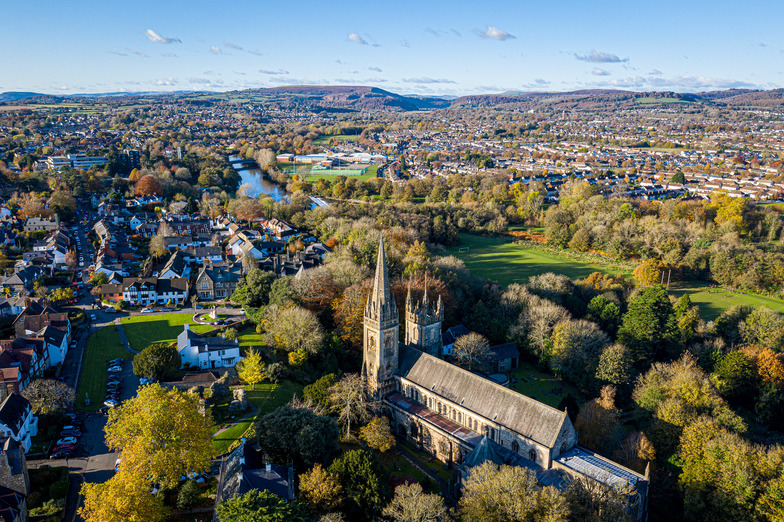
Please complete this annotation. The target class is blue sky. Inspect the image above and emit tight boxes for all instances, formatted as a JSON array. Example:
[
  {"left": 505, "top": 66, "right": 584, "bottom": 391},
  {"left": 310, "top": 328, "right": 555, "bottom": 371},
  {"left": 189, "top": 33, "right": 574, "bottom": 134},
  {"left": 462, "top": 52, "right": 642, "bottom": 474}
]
[{"left": 2, "top": 0, "right": 782, "bottom": 95}]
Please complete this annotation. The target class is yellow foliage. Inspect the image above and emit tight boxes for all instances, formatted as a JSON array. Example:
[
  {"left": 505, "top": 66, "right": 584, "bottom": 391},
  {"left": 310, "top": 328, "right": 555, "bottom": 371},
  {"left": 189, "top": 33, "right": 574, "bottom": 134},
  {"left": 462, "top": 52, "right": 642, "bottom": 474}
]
[
  {"left": 299, "top": 463, "right": 342, "bottom": 512},
  {"left": 359, "top": 417, "right": 395, "bottom": 453},
  {"left": 79, "top": 471, "right": 168, "bottom": 522}
]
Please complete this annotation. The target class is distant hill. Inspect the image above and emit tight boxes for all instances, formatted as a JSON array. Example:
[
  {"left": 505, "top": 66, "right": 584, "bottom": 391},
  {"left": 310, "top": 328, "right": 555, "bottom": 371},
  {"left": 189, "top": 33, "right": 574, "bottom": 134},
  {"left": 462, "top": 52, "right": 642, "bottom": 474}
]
[
  {"left": 0, "top": 92, "right": 43, "bottom": 102},
  {"left": 2, "top": 85, "right": 784, "bottom": 111}
]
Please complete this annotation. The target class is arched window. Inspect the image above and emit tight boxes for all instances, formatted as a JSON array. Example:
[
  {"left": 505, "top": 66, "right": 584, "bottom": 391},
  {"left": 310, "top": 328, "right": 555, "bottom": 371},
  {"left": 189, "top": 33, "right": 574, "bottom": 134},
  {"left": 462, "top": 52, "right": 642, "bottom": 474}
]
[
  {"left": 529, "top": 449, "right": 537, "bottom": 462},
  {"left": 512, "top": 441, "right": 519, "bottom": 453}
]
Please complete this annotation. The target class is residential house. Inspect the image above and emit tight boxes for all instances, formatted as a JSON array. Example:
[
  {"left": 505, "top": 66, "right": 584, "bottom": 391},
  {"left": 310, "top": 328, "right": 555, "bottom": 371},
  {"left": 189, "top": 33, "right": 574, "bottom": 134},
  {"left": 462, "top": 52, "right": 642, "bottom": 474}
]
[
  {"left": 161, "top": 217, "right": 210, "bottom": 236},
  {"left": 0, "top": 339, "right": 44, "bottom": 394},
  {"left": 489, "top": 342, "right": 520, "bottom": 372},
  {"left": 194, "top": 262, "right": 243, "bottom": 301},
  {"left": 22, "top": 216, "right": 59, "bottom": 233},
  {"left": 0, "top": 437, "right": 30, "bottom": 496},
  {"left": 181, "top": 246, "right": 223, "bottom": 266},
  {"left": 0, "top": 394, "right": 37, "bottom": 453},
  {"left": 442, "top": 325, "right": 470, "bottom": 356},
  {"left": 157, "top": 251, "right": 188, "bottom": 279},
  {"left": 0, "top": 485, "right": 27, "bottom": 522},
  {"left": 100, "top": 277, "right": 189, "bottom": 306},
  {"left": 0, "top": 267, "right": 45, "bottom": 297},
  {"left": 177, "top": 326, "right": 241, "bottom": 370},
  {"left": 213, "top": 440, "right": 293, "bottom": 520}
]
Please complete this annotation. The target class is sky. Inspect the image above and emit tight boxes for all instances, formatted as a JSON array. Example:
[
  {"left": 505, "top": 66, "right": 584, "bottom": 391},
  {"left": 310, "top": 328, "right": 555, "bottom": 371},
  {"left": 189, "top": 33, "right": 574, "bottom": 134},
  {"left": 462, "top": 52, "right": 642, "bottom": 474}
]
[{"left": 2, "top": 0, "right": 783, "bottom": 96}]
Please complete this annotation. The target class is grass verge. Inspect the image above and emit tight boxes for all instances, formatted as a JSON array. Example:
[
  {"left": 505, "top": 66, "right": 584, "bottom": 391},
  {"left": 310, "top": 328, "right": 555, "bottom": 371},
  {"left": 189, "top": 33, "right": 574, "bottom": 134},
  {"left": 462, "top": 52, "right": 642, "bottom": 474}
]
[
  {"left": 120, "top": 313, "right": 212, "bottom": 352},
  {"left": 76, "top": 326, "right": 130, "bottom": 410}
]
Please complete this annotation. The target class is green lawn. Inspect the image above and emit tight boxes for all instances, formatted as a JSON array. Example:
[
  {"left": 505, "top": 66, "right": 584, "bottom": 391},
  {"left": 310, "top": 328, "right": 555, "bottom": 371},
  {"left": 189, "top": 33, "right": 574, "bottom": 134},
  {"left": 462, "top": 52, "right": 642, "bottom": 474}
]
[
  {"left": 313, "top": 134, "right": 360, "bottom": 145},
  {"left": 509, "top": 360, "right": 583, "bottom": 408},
  {"left": 76, "top": 326, "right": 132, "bottom": 410},
  {"left": 237, "top": 329, "right": 265, "bottom": 351},
  {"left": 448, "top": 234, "right": 632, "bottom": 287},
  {"left": 210, "top": 381, "right": 303, "bottom": 456},
  {"left": 120, "top": 313, "right": 212, "bottom": 352},
  {"left": 668, "top": 282, "right": 784, "bottom": 322}
]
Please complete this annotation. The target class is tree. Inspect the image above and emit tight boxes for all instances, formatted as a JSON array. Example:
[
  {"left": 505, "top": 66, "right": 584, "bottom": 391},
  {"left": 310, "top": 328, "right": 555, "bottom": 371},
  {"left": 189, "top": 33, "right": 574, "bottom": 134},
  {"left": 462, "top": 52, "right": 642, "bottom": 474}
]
[
  {"left": 740, "top": 307, "right": 784, "bottom": 352},
  {"left": 332, "top": 282, "right": 371, "bottom": 351},
  {"left": 383, "top": 483, "right": 450, "bottom": 522},
  {"left": 459, "top": 461, "right": 568, "bottom": 521},
  {"left": 21, "top": 378, "right": 75, "bottom": 413},
  {"left": 215, "top": 489, "right": 309, "bottom": 522},
  {"left": 177, "top": 479, "right": 201, "bottom": 509},
  {"left": 256, "top": 403, "right": 339, "bottom": 468},
  {"left": 134, "top": 174, "right": 162, "bottom": 196},
  {"left": 612, "top": 431, "right": 655, "bottom": 474},
  {"left": 79, "top": 472, "right": 168, "bottom": 522},
  {"left": 617, "top": 285, "right": 679, "bottom": 367},
  {"left": 564, "top": 477, "right": 634, "bottom": 522},
  {"left": 236, "top": 348, "right": 266, "bottom": 390},
  {"left": 550, "top": 319, "right": 609, "bottom": 392},
  {"left": 89, "top": 271, "right": 108, "bottom": 287},
  {"left": 453, "top": 332, "right": 491, "bottom": 372},
  {"left": 711, "top": 350, "right": 754, "bottom": 403},
  {"left": 574, "top": 385, "right": 621, "bottom": 455},
  {"left": 757, "top": 349, "right": 784, "bottom": 389},
  {"left": 148, "top": 232, "right": 167, "bottom": 259},
  {"left": 255, "top": 148, "right": 277, "bottom": 171},
  {"left": 132, "top": 343, "right": 180, "bottom": 381},
  {"left": 231, "top": 269, "right": 276, "bottom": 307},
  {"left": 633, "top": 258, "right": 665, "bottom": 287},
  {"left": 585, "top": 295, "right": 621, "bottom": 336},
  {"left": 104, "top": 385, "right": 213, "bottom": 489},
  {"left": 671, "top": 171, "right": 686, "bottom": 184},
  {"left": 595, "top": 343, "right": 633, "bottom": 387},
  {"left": 263, "top": 305, "right": 324, "bottom": 354},
  {"left": 328, "top": 449, "right": 388, "bottom": 520},
  {"left": 359, "top": 417, "right": 395, "bottom": 453},
  {"left": 299, "top": 463, "right": 343, "bottom": 513},
  {"left": 328, "top": 373, "right": 374, "bottom": 437},
  {"left": 303, "top": 373, "right": 338, "bottom": 410}
]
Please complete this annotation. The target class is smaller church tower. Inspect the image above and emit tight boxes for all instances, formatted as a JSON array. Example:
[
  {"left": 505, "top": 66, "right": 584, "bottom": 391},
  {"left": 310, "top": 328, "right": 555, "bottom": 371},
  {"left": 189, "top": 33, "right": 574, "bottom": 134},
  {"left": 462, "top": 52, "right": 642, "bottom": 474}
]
[
  {"left": 363, "top": 238, "right": 399, "bottom": 397},
  {"left": 404, "top": 277, "right": 444, "bottom": 358}
]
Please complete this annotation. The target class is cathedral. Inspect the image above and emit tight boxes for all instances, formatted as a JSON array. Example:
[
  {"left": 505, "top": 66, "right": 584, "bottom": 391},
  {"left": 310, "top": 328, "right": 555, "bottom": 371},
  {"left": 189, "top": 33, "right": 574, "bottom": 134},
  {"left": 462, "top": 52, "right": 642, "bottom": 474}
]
[{"left": 363, "top": 238, "right": 649, "bottom": 520}]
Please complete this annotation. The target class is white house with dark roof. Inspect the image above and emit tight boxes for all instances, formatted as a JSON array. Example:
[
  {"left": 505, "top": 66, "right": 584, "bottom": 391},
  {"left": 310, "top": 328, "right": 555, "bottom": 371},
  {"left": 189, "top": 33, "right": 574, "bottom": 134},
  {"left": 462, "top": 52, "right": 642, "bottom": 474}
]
[
  {"left": 177, "top": 325, "right": 242, "bottom": 370},
  {"left": 0, "top": 394, "right": 36, "bottom": 453}
]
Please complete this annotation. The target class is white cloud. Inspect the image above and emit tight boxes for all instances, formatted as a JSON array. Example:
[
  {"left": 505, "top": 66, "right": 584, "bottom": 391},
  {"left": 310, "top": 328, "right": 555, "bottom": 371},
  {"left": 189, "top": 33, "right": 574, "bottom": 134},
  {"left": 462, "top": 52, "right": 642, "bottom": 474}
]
[
  {"left": 367, "top": 66, "right": 382, "bottom": 72},
  {"left": 209, "top": 46, "right": 223, "bottom": 55},
  {"left": 649, "top": 69, "right": 663, "bottom": 75},
  {"left": 592, "top": 68, "right": 610, "bottom": 76},
  {"left": 347, "top": 33, "right": 368, "bottom": 45},
  {"left": 248, "top": 49, "right": 263, "bottom": 56},
  {"left": 594, "top": 74, "right": 757, "bottom": 91},
  {"left": 134, "top": 51, "right": 149, "bottom": 58},
  {"left": 145, "top": 29, "right": 181, "bottom": 44},
  {"left": 474, "top": 26, "right": 515, "bottom": 41},
  {"left": 225, "top": 42, "right": 243, "bottom": 51},
  {"left": 259, "top": 69, "right": 289, "bottom": 75},
  {"left": 402, "top": 77, "right": 457, "bottom": 84},
  {"left": 575, "top": 50, "right": 628, "bottom": 63},
  {"left": 154, "top": 77, "right": 178, "bottom": 86}
]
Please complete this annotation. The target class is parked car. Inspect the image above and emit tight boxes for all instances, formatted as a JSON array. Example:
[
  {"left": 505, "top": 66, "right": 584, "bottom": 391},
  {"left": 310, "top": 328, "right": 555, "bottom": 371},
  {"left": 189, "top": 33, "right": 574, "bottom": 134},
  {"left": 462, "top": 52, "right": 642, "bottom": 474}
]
[
  {"left": 97, "top": 406, "right": 110, "bottom": 415},
  {"left": 50, "top": 449, "right": 73, "bottom": 459},
  {"left": 103, "top": 400, "right": 119, "bottom": 408},
  {"left": 107, "top": 366, "right": 122, "bottom": 373},
  {"left": 159, "top": 307, "right": 172, "bottom": 312},
  {"left": 55, "top": 437, "right": 77, "bottom": 446},
  {"left": 109, "top": 359, "right": 124, "bottom": 366},
  {"left": 52, "top": 443, "right": 75, "bottom": 452},
  {"left": 141, "top": 307, "right": 155, "bottom": 313},
  {"left": 104, "top": 307, "right": 116, "bottom": 314},
  {"left": 193, "top": 304, "right": 204, "bottom": 309},
  {"left": 114, "top": 458, "right": 122, "bottom": 472},
  {"left": 60, "top": 429, "right": 81, "bottom": 438},
  {"left": 89, "top": 314, "right": 97, "bottom": 321}
]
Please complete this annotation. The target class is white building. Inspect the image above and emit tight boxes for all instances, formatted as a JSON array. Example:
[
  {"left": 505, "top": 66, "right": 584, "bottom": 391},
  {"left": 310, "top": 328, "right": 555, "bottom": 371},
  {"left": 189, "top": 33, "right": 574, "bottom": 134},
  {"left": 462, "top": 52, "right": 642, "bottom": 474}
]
[
  {"left": 0, "top": 393, "right": 37, "bottom": 453},
  {"left": 176, "top": 325, "right": 242, "bottom": 370}
]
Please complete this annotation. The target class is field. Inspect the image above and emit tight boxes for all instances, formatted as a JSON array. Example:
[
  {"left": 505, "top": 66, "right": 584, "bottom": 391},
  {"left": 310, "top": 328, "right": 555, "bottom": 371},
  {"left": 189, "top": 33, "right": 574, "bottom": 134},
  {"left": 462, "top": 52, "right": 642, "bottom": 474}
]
[
  {"left": 448, "top": 234, "right": 631, "bottom": 287},
  {"left": 313, "top": 134, "right": 360, "bottom": 145},
  {"left": 278, "top": 162, "right": 379, "bottom": 182},
  {"left": 210, "top": 381, "right": 302, "bottom": 456},
  {"left": 669, "top": 282, "right": 784, "bottom": 322},
  {"left": 120, "top": 313, "right": 212, "bottom": 352},
  {"left": 76, "top": 326, "right": 132, "bottom": 410}
]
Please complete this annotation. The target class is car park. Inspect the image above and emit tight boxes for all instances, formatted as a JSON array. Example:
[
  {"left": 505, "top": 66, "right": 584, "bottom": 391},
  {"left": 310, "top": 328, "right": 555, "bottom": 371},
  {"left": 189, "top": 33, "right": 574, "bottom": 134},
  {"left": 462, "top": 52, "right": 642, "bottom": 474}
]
[{"left": 55, "top": 437, "right": 77, "bottom": 446}]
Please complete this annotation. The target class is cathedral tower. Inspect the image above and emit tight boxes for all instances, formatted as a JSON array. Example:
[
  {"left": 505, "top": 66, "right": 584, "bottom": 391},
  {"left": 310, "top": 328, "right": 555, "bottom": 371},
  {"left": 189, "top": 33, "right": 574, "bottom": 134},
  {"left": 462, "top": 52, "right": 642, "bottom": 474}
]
[
  {"left": 404, "top": 277, "right": 443, "bottom": 358},
  {"left": 363, "top": 238, "right": 399, "bottom": 397}
]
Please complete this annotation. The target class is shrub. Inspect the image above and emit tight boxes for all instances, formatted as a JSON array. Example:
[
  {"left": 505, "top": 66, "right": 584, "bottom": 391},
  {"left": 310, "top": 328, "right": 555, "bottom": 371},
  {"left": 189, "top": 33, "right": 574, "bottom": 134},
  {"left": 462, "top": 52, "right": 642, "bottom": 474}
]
[
  {"left": 50, "top": 480, "right": 69, "bottom": 499},
  {"left": 177, "top": 479, "right": 201, "bottom": 509},
  {"left": 267, "top": 363, "right": 287, "bottom": 384}
]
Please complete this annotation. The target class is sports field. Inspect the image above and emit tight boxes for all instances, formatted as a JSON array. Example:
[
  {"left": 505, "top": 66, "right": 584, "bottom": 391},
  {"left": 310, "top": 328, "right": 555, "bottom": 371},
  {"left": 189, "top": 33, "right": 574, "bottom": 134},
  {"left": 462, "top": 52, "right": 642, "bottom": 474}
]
[
  {"left": 313, "top": 134, "right": 360, "bottom": 145},
  {"left": 668, "top": 282, "right": 784, "bottom": 322},
  {"left": 448, "top": 234, "right": 631, "bottom": 287}
]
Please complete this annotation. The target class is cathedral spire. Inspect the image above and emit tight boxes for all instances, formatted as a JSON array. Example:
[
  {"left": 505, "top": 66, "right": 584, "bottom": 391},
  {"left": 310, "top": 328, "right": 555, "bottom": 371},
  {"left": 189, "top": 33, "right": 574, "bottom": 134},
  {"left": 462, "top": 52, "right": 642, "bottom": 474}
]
[{"left": 366, "top": 236, "right": 396, "bottom": 322}]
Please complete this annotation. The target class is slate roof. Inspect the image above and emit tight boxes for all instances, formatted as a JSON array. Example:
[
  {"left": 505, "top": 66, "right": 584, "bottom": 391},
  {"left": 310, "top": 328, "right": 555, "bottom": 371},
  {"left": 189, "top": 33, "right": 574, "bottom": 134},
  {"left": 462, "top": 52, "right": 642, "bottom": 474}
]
[
  {"left": 23, "top": 312, "right": 69, "bottom": 334},
  {"left": 556, "top": 446, "right": 645, "bottom": 490},
  {"left": 161, "top": 251, "right": 187, "bottom": 277},
  {"left": 0, "top": 485, "right": 25, "bottom": 522},
  {"left": 489, "top": 342, "right": 520, "bottom": 361},
  {"left": 178, "top": 329, "right": 238, "bottom": 353},
  {"left": 217, "top": 442, "right": 290, "bottom": 507},
  {"left": 0, "top": 394, "right": 30, "bottom": 436},
  {"left": 397, "top": 345, "right": 569, "bottom": 448},
  {"left": 442, "top": 324, "right": 470, "bottom": 346}
]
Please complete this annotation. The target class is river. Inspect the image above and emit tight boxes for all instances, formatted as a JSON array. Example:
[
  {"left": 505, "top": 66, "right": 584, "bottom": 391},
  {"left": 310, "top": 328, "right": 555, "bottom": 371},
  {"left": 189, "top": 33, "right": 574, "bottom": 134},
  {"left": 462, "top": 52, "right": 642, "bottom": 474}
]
[{"left": 228, "top": 155, "right": 289, "bottom": 202}]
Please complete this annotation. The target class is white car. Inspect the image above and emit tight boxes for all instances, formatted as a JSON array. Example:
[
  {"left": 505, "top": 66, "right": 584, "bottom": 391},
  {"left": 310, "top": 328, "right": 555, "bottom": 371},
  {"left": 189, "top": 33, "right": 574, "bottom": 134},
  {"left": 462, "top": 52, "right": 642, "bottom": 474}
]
[
  {"left": 55, "top": 436, "right": 77, "bottom": 446},
  {"left": 108, "top": 366, "right": 122, "bottom": 373},
  {"left": 104, "top": 399, "right": 119, "bottom": 408}
]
